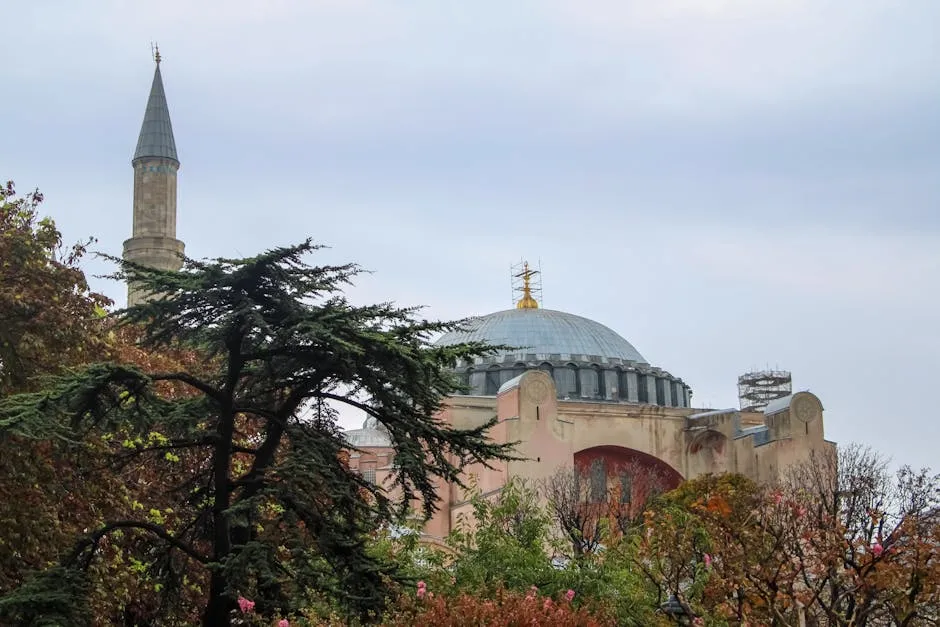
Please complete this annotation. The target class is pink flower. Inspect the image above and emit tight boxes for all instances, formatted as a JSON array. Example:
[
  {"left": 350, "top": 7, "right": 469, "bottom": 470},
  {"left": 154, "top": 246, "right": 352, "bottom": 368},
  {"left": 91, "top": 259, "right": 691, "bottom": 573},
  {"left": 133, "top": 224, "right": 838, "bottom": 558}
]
[
  {"left": 237, "top": 597, "right": 254, "bottom": 613},
  {"left": 693, "top": 618, "right": 705, "bottom": 626},
  {"left": 526, "top": 585, "right": 538, "bottom": 599},
  {"left": 773, "top": 492, "right": 783, "bottom": 505},
  {"left": 543, "top": 598, "right": 553, "bottom": 610},
  {"left": 417, "top": 580, "right": 426, "bottom": 589},
  {"left": 872, "top": 543, "right": 884, "bottom": 557},
  {"left": 703, "top": 553, "right": 713, "bottom": 568},
  {"left": 278, "top": 621, "right": 290, "bottom": 627},
  {"left": 564, "top": 589, "right": 576, "bottom": 602},
  {"left": 417, "top": 587, "right": 426, "bottom": 599}
]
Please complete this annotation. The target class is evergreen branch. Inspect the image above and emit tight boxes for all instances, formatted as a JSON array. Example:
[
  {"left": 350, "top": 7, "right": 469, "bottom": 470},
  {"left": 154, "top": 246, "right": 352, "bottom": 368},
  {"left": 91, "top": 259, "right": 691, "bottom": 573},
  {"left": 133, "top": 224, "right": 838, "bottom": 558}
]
[
  {"left": 150, "top": 372, "right": 223, "bottom": 401},
  {"left": 64, "top": 520, "right": 209, "bottom": 568}
]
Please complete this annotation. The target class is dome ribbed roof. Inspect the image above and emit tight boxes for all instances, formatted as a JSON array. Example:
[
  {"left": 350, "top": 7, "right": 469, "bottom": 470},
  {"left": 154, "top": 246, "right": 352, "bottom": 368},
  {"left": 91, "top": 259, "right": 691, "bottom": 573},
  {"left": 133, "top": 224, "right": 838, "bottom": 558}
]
[{"left": 436, "top": 309, "right": 648, "bottom": 364}]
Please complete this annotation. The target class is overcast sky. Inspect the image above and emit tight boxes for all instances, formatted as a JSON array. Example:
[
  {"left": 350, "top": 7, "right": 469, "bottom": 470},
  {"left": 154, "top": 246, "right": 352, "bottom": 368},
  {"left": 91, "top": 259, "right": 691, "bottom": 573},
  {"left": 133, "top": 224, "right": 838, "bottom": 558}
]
[{"left": 2, "top": 0, "right": 938, "bottom": 470}]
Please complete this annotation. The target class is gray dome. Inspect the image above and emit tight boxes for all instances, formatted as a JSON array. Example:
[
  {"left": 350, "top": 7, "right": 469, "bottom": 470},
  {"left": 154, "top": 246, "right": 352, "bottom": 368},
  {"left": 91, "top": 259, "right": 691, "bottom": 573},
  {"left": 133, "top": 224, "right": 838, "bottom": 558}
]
[
  {"left": 344, "top": 417, "right": 392, "bottom": 448},
  {"left": 436, "top": 308, "right": 648, "bottom": 365}
]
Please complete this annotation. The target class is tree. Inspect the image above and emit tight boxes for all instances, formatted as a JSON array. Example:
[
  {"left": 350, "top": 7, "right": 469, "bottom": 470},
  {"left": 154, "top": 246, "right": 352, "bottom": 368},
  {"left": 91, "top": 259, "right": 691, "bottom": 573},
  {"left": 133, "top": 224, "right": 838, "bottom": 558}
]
[
  {"left": 0, "top": 181, "right": 108, "bottom": 393},
  {"left": 0, "top": 242, "right": 515, "bottom": 626},
  {"left": 540, "top": 463, "right": 670, "bottom": 559},
  {"left": 633, "top": 450, "right": 940, "bottom": 626},
  {"left": 786, "top": 444, "right": 940, "bottom": 626},
  {"left": 447, "top": 479, "right": 558, "bottom": 594},
  {"left": 0, "top": 181, "right": 116, "bottom": 616}
]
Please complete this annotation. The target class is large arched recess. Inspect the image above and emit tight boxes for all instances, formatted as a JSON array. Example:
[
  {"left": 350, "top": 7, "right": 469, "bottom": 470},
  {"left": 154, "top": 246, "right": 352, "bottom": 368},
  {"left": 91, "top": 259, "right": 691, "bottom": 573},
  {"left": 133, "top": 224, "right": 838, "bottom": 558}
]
[
  {"left": 686, "top": 430, "right": 731, "bottom": 476},
  {"left": 574, "top": 445, "right": 684, "bottom": 493}
]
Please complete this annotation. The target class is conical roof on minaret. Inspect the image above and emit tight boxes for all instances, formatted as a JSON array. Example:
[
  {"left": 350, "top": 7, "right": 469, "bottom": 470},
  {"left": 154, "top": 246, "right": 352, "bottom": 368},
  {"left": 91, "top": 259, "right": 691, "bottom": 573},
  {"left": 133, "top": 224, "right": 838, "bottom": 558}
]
[{"left": 133, "top": 55, "right": 178, "bottom": 165}]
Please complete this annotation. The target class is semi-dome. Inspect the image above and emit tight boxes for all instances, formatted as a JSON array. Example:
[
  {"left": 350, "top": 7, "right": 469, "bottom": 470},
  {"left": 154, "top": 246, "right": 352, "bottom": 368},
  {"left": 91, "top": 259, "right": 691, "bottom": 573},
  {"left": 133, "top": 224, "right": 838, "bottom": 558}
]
[{"left": 436, "top": 308, "right": 648, "bottom": 365}]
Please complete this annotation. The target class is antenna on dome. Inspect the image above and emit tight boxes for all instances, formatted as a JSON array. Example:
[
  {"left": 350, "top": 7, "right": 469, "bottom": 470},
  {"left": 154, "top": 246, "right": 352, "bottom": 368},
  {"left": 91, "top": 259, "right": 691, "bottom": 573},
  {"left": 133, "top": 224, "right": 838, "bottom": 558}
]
[{"left": 511, "top": 260, "right": 542, "bottom": 309}]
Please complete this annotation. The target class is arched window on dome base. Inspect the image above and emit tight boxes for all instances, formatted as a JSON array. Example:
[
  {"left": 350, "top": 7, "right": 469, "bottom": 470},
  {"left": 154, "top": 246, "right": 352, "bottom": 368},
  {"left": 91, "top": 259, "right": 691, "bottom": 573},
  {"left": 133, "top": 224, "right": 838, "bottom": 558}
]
[
  {"left": 554, "top": 363, "right": 580, "bottom": 398},
  {"left": 655, "top": 378, "right": 666, "bottom": 406},
  {"left": 580, "top": 366, "right": 599, "bottom": 399},
  {"left": 616, "top": 368, "right": 629, "bottom": 402},
  {"left": 637, "top": 373, "right": 649, "bottom": 404},
  {"left": 484, "top": 365, "right": 501, "bottom": 395}
]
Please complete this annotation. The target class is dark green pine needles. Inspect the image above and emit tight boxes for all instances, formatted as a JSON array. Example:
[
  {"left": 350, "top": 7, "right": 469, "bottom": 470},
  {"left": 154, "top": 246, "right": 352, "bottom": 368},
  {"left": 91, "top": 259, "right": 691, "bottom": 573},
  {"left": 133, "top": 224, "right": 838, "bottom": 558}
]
[{"left": 0, "top": 241, "right": 516, "bottom": 626}]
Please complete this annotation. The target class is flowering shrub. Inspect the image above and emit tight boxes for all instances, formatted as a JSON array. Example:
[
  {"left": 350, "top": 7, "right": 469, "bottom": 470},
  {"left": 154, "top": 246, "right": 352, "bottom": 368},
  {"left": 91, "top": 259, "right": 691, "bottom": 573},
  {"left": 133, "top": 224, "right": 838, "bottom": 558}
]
[{"left": 382, "top": 585, "right": 615, "bottom": 627}]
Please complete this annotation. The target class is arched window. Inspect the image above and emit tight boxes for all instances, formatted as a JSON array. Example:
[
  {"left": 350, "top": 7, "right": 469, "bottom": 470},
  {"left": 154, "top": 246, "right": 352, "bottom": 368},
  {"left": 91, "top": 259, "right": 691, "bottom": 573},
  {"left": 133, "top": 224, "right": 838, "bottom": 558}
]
[
  {"left": 512, "top": 362, "right": 527, "bottom": 379},
  {"left": 589, "top": 458, "right": 607, "bottom": 503},
  {"left": 619, "top": 471, "right": 633, "bottom": 504},
  {"left": 485, "top": 366, "right": 501, "bottom": 395},
  {"left": 470, "top": 368, "right": 486, "bottom": 395},
  {"left": 464, "top": 367, "right": 474, "bottom": 394},
  {"left": 580, "top": 366, "right": 599, "bottom": 399},
  {"left": 554, "top": 363, "right": 579, "bottom": 397},
  {"left": 615, "top": 367, "right": 626, "bottom": 400},
  {"left": 637, "top": 373, "right": 649, "bottom": 403},
  {"left": 593, "top": 365, "right": 606, "bottom": 399},
  {"left": 539, "top": 362, "right": 553, "bottom": 375}
]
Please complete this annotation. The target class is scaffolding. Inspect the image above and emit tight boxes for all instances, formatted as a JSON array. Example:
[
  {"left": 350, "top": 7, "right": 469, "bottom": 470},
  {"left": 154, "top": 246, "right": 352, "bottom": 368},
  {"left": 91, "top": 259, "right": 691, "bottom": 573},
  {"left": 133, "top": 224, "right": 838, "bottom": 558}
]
[
  {"left": 737, "top": 370, "right": 792, "bottom": 412},
  {"left": 510, "top": 260, "right": 543, "bottom": 308}
]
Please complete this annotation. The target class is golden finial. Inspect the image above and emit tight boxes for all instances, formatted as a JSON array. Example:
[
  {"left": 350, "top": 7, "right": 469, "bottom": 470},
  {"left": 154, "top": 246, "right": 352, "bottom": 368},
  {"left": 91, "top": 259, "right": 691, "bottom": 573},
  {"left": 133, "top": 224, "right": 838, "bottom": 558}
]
[
  {"left": 152, "top": 42, "right": 161, "bottom": 65},
  {"left": 515, "top": 262, "right": 539, "bottom": 309}
]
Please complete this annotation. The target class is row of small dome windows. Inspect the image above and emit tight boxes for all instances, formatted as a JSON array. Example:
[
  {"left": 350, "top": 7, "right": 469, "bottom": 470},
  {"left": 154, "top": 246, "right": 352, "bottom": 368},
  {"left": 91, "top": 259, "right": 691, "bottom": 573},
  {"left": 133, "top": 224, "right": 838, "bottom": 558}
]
[{"left": 462, "top": 363, "right": 688, "bottom": 407}]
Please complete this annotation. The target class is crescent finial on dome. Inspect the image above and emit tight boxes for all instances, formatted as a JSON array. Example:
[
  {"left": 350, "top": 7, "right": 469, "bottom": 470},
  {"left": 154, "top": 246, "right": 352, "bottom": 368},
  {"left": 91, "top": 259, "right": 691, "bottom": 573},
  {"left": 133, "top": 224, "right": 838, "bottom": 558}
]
[{"left": 514, "top": 261, "right": 539, "bottom": 309}]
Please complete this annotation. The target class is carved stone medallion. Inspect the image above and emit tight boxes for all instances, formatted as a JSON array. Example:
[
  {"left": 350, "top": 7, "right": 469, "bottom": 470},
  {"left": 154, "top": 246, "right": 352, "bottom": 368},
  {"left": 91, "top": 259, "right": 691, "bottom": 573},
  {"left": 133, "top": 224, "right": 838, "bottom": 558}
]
[
  {"left": 524, "top": 376, "right": 550, "bottom": 405},
  {"left": 792, "top": 395, "right": 817, "bottom": 422}
]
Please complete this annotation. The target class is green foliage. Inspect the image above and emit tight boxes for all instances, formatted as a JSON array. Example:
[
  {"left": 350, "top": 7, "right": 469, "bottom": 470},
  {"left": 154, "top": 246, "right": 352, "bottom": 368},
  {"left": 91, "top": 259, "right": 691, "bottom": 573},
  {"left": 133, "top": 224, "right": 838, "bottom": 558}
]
[
  {"left": 447, "top": 480, "right": 557, "bottom": 593},
  {"left": 0, "top": 566, "right": 90, "bottom": 626},
  {"left": 0, "top": 241, "right": 515, "bottom": 626},
  {"left": 380, "top": 479, "right": 657, "bottom": 626}
]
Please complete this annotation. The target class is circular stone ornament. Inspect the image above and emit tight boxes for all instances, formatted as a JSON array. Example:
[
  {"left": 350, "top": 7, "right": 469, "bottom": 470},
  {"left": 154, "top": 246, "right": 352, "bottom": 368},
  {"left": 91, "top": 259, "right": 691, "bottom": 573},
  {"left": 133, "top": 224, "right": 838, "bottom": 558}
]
[
  {"left": 524, "top": 376, "right": 551, "bottom": 404},
  {"left": 792, "top": 394, "right": 818, "bottom": 422}
]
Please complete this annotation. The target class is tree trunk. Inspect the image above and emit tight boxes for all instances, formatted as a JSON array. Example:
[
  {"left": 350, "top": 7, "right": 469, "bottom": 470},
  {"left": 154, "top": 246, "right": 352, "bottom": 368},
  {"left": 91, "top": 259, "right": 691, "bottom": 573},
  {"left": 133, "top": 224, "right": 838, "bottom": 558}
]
[
  {"left": 203, "top": 404, "right": 236, "bottom": 626},
  {"left": 202, "top": 575, "right": 232, "bottom": 627}
]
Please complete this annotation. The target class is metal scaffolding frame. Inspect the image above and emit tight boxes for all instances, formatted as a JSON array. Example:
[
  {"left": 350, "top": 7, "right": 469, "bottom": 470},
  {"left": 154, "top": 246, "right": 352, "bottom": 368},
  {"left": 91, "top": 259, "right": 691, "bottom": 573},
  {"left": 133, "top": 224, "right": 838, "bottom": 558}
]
[{"left": 738, "top": 370, "right": 792, "bottom": 412}]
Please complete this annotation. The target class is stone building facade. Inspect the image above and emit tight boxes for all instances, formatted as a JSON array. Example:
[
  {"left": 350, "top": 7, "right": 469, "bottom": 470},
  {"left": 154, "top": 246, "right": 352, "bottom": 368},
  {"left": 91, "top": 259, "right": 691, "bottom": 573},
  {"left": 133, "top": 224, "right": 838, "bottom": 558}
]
[
  {"left": 346, "top": 282, "right": 834, "bottom": 543},
  {"left": 120, "top": 57, "right": 834, "bottom": 546}
]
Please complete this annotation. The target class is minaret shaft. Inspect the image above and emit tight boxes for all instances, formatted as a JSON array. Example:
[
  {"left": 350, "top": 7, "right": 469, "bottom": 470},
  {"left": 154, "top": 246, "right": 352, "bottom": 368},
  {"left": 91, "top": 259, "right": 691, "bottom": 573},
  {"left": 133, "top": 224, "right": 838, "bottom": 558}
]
[{"left": 123, "top": 58, "right": 184, "bottom": 306}]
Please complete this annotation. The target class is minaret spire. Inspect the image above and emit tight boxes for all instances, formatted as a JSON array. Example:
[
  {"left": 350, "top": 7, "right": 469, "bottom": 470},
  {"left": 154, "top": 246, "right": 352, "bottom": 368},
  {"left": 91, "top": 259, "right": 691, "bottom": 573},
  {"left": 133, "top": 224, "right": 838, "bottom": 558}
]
[
  {"left": 133, "top": 49, "right": 178, "bottom": 165},
  {"left": 122, "top": 49, "right": 185, "bottom": 306}
]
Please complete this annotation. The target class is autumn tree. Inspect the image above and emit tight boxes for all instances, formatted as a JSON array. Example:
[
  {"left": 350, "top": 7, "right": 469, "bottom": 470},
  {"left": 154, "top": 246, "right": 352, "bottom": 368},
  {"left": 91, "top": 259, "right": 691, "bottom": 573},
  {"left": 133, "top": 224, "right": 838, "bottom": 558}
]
[
  {"left": 786, "top": 444, "right": 940, "bottom": 626},
  {"left": 635, "top": 449, "right": 940, "bottom": 626},
  {"left": 0, "top": 180, "right": 109, "bottom": 393},
  {"left": 0, "top": 242, "right": 515, "bottom": 626},
  {"left": 0, "top": 181, "right": 113, "bottom": 608}
]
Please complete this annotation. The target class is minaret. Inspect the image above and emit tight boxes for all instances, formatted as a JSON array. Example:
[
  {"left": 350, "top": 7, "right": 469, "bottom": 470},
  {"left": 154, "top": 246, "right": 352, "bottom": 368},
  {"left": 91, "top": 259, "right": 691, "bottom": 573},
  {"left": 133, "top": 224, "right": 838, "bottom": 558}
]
[{"left": 122, "top": 46, "right": 185, "bottom": 306}]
